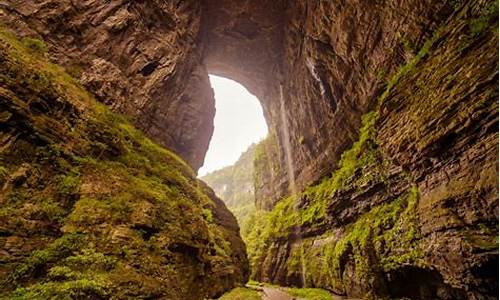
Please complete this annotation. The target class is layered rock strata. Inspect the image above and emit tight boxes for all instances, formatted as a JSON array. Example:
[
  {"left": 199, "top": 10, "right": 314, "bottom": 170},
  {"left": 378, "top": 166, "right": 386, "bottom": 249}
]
[{"left": 248, "top": 2, "right": 498, "bottom": 299}]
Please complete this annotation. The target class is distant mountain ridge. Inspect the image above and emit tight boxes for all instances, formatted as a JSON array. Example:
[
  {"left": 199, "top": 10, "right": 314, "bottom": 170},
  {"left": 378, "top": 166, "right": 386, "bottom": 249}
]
[{"left": 202, "top": 144, "right": 256, "bottom": 210}]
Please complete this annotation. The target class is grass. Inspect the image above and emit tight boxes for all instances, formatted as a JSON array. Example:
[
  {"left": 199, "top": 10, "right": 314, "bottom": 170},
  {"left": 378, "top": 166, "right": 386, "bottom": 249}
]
[
  {"left": 285, "top": 287, "right": 333, "bottom": 300},
  {"left": 218, "top": 287, "right": 261, "bottom": 300}
]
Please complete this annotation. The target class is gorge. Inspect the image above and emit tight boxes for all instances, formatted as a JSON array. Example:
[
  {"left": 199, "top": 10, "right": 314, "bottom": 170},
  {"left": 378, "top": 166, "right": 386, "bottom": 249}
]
[{"left": 0, "top": 0, "right": 498, "bottom": 299}]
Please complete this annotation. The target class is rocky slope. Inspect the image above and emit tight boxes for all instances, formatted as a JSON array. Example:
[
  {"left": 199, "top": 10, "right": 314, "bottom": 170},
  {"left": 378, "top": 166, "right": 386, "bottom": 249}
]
[
  {"left": 0, "top": 29, "right": 247, "bottom": 299},
  {"left": 247, "top": 1, "right": 498, "bottom": 299},
  {"left": 0, "top": 0, "right": 214, "bottom": 171}
]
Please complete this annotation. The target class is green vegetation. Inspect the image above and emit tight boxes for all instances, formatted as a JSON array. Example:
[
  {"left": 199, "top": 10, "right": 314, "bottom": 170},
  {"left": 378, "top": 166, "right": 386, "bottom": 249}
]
[
  {"left": 396, "top": 31, "right": 416, "bottom": 54},
  {"left": 21, "top": 37, "right": 48, "bottom": 55},
  {"left": 259, "top": 111, "right": 377, "bottom": 231},
  {"left": 0, "top": 27, "right": 244, "bottom": 299},
  {"left": 12, "top": 248, "right": 117, "bottom": 299},
  {"left": 11, "top": 278, "right": 110, "bottom": 300},
  {"left": 245, "top": 110, "right": 383, "bottom": 278},
  {"left": 379, "top": 26, "right": 444, "bottom": 104},
  {"left": 0, "top": 165, "right": 7, "bottom": 180},
  {"left": 469, "top": 0, "right": 498, "bottom": 35},
  {"left": 285, "top": 287, "right": 333, "bottom": 300},
  {"left": 10, "top": 234, "right": 84, "bottom": 283},
  {"left": 218, "top": 287, "right": 261, "bottom": 300},
  {"left": 203, "top": 208, "right": 214, "bottom": 222},
  {"left": 57, "top": 168, "right": 80, "bottom": 195},
  {"left": 245, "top": 3, "right": 500, "bottom": 296},
  {"left": 323, "top": 186, "right": 423, "bottom": 283}
]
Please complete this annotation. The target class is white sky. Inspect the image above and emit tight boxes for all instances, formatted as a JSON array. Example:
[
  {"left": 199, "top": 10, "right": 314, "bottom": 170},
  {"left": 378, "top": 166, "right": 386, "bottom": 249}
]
[{"left": 198, "top": 75, "right": 268, "bottom": 176}]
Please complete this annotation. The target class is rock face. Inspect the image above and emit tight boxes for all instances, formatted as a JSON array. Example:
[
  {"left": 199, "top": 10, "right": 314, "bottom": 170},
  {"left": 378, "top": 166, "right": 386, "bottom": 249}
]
[
  {"left": 0, "top": 29, "right": 247, "bottom": 299},
  {"left": 247, "top": 1, "right": 498, "bottom": 299},
  {"left": 201, "top": 144, "right": 260, "bottom": 257},
  {"left": 253, "top": 0, "right": 456, "bottom": 207},
  {"left": 1, "top": 0, "right": 454, "bottom": 198},
  {"left": 0, "top": 0, "right": 214, "bottom": 171}
]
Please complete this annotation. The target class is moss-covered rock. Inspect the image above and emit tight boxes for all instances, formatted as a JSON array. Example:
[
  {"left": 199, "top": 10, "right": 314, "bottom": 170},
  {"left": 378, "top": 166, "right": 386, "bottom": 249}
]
[
  {"left": 0, "top": 28, "right": 248, "bottom": 299},
  {"left": 247, "top": 1, "right": 498, "bottom": 299}
]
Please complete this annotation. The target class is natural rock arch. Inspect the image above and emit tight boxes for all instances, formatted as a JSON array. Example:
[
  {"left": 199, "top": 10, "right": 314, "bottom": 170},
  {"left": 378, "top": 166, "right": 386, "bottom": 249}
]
[{"left": 1, "top": 1, "right": 497, "bottom": 299}]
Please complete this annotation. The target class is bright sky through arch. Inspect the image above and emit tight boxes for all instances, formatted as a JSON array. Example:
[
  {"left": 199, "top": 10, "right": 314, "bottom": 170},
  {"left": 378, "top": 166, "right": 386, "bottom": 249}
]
[{"left": 198, "top": 75, "right": 268, "bottom": 176}]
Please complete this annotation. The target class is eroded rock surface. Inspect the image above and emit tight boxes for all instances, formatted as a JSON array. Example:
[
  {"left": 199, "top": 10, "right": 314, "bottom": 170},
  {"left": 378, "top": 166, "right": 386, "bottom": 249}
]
[
  {"left": 0, "top": 26, "right": 247, "bottom": 299},
  {"left": 247, "top": 2, "right": 498, "bottom": 299},
  {"left": 0, "top": 0, "right": 214, "bottom": 171}
]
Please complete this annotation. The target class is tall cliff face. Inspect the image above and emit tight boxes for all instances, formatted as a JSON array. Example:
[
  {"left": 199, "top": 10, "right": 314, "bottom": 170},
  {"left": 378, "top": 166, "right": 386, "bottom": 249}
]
[
  {"left": 0, "top": 0, "right": 214, "bottom": 171},
  {"left": 0, "top": 27, "right": 247, "bottom": 299},
  {"left": 247, "top": 1, "right": 498, "bottom": 299},
  {"left": 201, "top": 145, "right": 258, "bottom": 265},
  {"left": 253, "top": 0, "right": 456, "bottom": 207}
]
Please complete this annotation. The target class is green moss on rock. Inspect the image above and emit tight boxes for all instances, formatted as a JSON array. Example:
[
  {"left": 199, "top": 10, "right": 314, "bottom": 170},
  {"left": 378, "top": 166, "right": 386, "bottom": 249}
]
[{"left": 0, "top": 28, "right": 247, "bottom": 299}]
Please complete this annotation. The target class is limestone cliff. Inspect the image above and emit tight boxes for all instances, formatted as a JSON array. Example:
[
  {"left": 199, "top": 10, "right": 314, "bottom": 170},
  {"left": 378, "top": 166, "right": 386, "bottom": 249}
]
[
  {"left": 247, "top": 1, "right": 498, "bottom": 299},
  {"left": 0, "top": 29, "right": 248, "bottom": 299},
  {"left": 201, "top": 144, "right": 264, "bottom": 274}
]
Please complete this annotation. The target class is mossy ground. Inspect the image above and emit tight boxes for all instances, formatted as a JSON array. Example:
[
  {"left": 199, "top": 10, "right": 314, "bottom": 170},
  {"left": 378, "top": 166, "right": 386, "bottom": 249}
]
[{"left": 284, "top": 287, "right": 333, "bottom": 300}]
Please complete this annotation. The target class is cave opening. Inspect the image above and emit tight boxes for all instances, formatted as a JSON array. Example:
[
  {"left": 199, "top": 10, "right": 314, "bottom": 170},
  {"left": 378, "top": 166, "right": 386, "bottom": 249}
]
[{"left": 198, "top": 75, "right": 268, "bottom": 177}]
